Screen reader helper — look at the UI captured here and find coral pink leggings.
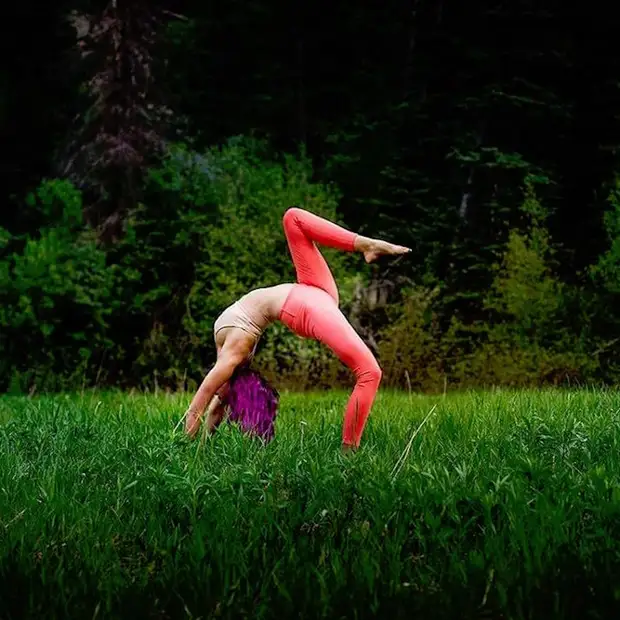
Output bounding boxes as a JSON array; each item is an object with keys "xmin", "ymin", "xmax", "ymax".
[{"xmin": 278, "ymin": 207, "xmax": 382, "ymax": 447}]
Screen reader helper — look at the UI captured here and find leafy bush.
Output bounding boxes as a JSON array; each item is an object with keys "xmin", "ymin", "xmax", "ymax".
[
  {"xmin": 376, "ymin": 179, "xmax": 593, "ymax": 390},
  {"xmin": 449, "ymin": 180, "xmax": 592, "ymax": 387},
  {"xmin": 591, "ymin": 176, "xmax": 620, "ymax": 294},
  {"xmin": 586, "ymin": 176, "xmax": 620, "ymax": 380},
  {"xmin": 378, "ymin": 286, "xmax": 445, "ymax": 391},
  {"xmin": 0, "ymin": 180, "xmax": 115, "ymax": 392}
]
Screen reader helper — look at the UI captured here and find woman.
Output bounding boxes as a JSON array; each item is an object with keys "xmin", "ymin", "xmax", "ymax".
[{"xmin": 184, "ymin": 207, "xmax": 410, "ymax": 451}]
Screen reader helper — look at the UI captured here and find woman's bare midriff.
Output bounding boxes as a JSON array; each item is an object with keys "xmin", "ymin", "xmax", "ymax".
[
  {"xmin": 214, "ymin": 283, "xmax": 295, "ymax": 351},
  {"xmin": 248, "ymin": 283, "xmax": 295, "ymax": 321}
]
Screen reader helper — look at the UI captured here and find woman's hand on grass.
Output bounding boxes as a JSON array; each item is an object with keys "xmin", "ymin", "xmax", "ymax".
[{"xmin": 184, "ymin": 408, "xmax": 201, "ymax": 438}]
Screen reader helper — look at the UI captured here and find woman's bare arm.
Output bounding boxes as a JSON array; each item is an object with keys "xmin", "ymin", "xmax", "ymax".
[
  {"xmin": 185, "ymin": 352, "xmax": 243, "ymax": 437},
  {"xmin": 184, "ymin": 330, "xmax": 255, "ymax": 438}
]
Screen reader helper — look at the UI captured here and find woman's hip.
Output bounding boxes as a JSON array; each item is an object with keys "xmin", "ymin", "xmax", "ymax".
[
  {"xmin": 278, "ymin": 284, "xmax": 345, "ymax": 340},
  {"xmin": 279, "ymin": 283, "xmax": 377, "ymax": 371}
]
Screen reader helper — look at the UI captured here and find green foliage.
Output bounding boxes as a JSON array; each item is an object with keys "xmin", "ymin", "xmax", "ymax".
[
  {"xmin": 377, "ymin": 181, "xmax": 593, "ymax": 390},
  {"xmin": 24, "ymin": 178, "xmax": 83, "ymax": 230},
  {"xmin": 378, "ymin": 286, "xmax": 444, "ymax": 391},
  {"xmin": 450, "ymin": 181, "xmax": 592, "ymax": 386},
  {"xmin": 0, "ymin": 227, "xmax": 10, "ymax": 251},
  {"xmin": 591, "ymin": 176, "xmax": 620, "ymax": 294},
  {"xmin": 0, "ymin": 180, "xmax": 115, "ymax": 392},
  {"xmin": 485, "ymin": 202, "xmax": 561, "ymax": 346},
  {"xmin": 582, "ymin": 176, "xmax": 620, "ymax": 381}
]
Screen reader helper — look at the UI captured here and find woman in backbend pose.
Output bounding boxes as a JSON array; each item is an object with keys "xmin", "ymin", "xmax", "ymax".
[{"xmin": 183, "ymin": 207, "xmax": 410, "ymax": 451}]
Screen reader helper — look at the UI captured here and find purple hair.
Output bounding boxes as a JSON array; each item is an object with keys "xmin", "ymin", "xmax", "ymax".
[{"xmin": 225, "ymin": 366, "xmax": 279, "ymax": 442}]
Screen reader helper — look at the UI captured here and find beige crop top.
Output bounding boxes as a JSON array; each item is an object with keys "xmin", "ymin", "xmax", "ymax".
[
  {"xmin": 212, "ymin": 285, "xmax": 294, "ymax": 361},
  {"xmin": 212, "ymin": 290, "xmax": 274, "ymax": 360}
]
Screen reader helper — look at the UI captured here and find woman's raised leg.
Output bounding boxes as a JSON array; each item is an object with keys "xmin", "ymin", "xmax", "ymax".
[
  {"xmin": 282, "ymin": 207, "xmax": 358, "ymax": 304},
  {"xmin": 282, "ymin": 207, "xmax": 411, "ymax": 304}
]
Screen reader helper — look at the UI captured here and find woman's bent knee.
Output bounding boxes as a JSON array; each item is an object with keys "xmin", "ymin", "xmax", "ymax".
[
  {"xmin": 356, "ymin": 361, "xmax": 382, "ymax": 387},
  {"xmin": 283, "ymin": 207, "xmax": 302, "ymax": 228}
]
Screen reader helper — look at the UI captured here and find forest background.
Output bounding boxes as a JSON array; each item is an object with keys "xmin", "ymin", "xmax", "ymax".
[{"xmin": 2, "ymin": 0, "xmax": 620, "ymax": 395}]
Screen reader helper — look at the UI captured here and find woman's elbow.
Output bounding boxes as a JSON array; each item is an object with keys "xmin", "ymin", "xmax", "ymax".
[{"xmin": 218, "ymin": 352, "xmax": 245, "ymax": 375}]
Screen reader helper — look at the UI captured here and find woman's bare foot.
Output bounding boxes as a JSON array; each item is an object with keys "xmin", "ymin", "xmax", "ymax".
[{"xmin": 354, "ymin": 236, "xmax": 411, "ymax": 263}]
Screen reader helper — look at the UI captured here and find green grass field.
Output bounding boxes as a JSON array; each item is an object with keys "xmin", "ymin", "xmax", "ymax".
[{"xmin": 2, "ymin": 388, "xmax": 620, "ymax": 619}]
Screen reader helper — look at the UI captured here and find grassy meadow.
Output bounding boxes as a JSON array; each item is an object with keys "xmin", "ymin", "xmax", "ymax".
[{"xmin": 2, "ymin": 388, "xmax": 620, "ymax": 619}]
